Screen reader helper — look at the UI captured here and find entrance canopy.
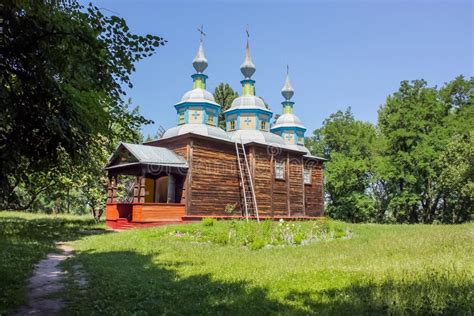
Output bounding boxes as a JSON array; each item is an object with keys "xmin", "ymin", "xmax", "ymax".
[{"xmin": 105, "ymin": 142, "xmax": 188, "ymax": 176}]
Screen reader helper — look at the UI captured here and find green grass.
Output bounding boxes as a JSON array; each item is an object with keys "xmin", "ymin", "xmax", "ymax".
[
  {"xmin": 0, "ymin": 212, "xmax": 472, "ymax": 314},
  {"xmin": 0, "ymin": 211, "xmax": 104, "ymax": 313},
  {"xmin": 63, "ymin": 219, "xmax": 473, "ymax": 315}
]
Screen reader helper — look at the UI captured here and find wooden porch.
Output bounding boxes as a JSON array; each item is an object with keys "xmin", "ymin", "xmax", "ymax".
[{"xmin": 106, "ymin": 203, "xmax": 186, "ymax": 229}]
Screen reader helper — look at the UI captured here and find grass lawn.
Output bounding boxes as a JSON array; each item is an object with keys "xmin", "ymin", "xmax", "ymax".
[
  {"xmin": 0, "ymin": 211, "xmax": 104, "ymax": 314},
  {"xmin": 0, "ymin": 212, "xmax": 472, "ymax": 314},
  {"xmin": 63, "ymin": 218, "xmax": 473, "ymax": 314}
]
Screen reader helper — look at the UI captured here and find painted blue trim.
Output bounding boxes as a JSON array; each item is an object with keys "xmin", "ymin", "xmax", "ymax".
[
  {"xmin": 270, "ymin": 126, "xmax": 306, "ymax": 133},
  {"xmin": 184, "ymin": 109, "xmax": 189, "ymax": 124},
  {"xmin": 191, "ymin": 73, "xmax": 208, "ymax": 81},
  {"xmin": 240, "ymin": 79, "xmax": 255, "ymax": 85},
  {"xmin": 175, "ymin": 102, "xmax": 220, "ymax": 112},
  {"xmin": 224, "ymin": 107, "xmax": 273, "ymax": 117}
]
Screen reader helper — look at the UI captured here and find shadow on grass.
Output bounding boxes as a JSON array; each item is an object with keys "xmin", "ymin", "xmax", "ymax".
[
  {"xmin": 0, "ymin": 215, "xmax": 108, "ymax": 313},
  {"xmin": 64, "ymin": 249, "xmax": 473, "ymax": 315},
  {"xmin": 285, "ymin": 275, "xmax": 473, "ymax": 315},
  {"xmin": 64, "ymin": 250, "xmax": 294, "ymax": 314}
]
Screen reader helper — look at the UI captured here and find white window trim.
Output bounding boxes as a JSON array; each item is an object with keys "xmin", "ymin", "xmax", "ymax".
[
  {"xmin": 275, "ymin": 160, "xmax": 285, "ymax": 180},
  {"xmin": 304, "ymin": 167, "xmax": 311, "ymax": 184}
]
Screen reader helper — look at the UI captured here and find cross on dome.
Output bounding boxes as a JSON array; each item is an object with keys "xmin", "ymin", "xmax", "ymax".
[
  {"xmin": 192, "ymin": 25, "xmax": 208, "ymax": 73},
  {"xmin": 240, "ymin": 26, "xmax": 256, "ymax": 79}
]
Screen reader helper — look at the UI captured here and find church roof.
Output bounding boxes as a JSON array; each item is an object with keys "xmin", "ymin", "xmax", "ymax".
[
  {"xmin": 226, "ymin": 95, "xmax": 270, "ymax": 112},
  {"xmin": 272, "ymin": 113, "xmax": 306, "ymax": 130},
  {"xmin": 162, "ymin": 124, "xmax": 231, "ymax": 141},
  {"xmin": 176, "ymin": 88, "xmax": 219, "ymax": 106},
  {"xmin": 106, "ymin": 142, "xmax": 188, "ymax": 169},
  {"xmin": 228, "ymin": 130, "xmax": 285, "ymax": 146}
]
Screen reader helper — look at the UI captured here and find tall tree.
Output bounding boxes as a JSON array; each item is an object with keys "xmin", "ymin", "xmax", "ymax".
[
  {"xmin": 0, "ymin": 1, "xmax": 165, "ymax": 209},
  {"xmin": 308, "ymin": 108, "xmax": 377, "ymax": 222},
  {"xmin": 379, "ymin": 80, "xmax": 451, "ymax": 223},
  {"xmin": 308, "ymin": 76, "xmax": 473, "ymax": 224},
  {"xmin": 213, "ymin": 83, "xmax": 238, "ymax": 129}
]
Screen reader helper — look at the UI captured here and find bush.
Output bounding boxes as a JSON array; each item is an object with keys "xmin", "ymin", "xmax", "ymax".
[
  {"xmin": 176, "ymin": 219, "xmax": 350, "ymax": 250},
  {"xmin": 202, "ymin": 218, "xmax": 216, "ymax": 227},
  {"xmin": 224, "ymin": 203, "xmax": 237, "ymax": 214}
]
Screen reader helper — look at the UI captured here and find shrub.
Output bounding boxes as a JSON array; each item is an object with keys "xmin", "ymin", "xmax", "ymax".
[
  {"xmin": 224, "ymin": 203, "xmax": 237, "ymax": 214},
  {"xmin": 202, "ymin": 218, "xmax": 216, "ymax": 227}
]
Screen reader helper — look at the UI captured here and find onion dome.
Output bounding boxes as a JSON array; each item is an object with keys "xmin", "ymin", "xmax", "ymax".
[
  {"xmin": 281, "ymin": 70, "xmax": 294, "ymax": 101},
  {"xmin": 175, "ymin": 36, "xmax": 218, "ymax": 106},
  {"xmin": 240, "ymin": 40, "xmax": 256, "ymax": 79},
  {"xmin": 179, "ymin": 87, "xmax": 218, "ymax": 106},
  {"xmin": 163, "ymin": 29, "xmax": 228, "ymax": 141},
  {"xmin": 192, "ymin": 41, "xmax": 208, "ymax": 73},
  {"xmin": 273, "ymin": 113, "xmax": 305, "ymax": 129},
  {"xmin": 271, "ymin": 67, "xmax": 307, "ymax": 148},
  {"xmin": 230, "ymin": 95, "xmax": 267, "ymax": 110},
  {"xmin": 223, "ymin": 31, "xmax": 283, "ymax": 147}
]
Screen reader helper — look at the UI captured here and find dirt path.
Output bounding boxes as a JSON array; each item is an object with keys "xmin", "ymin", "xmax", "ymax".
[{"xmin": 14, "ymin": 243, "xmax": 74, "ymax": 316}]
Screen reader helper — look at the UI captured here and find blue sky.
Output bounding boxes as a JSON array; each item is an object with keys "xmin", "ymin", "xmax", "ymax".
[{"xmin": 84, "ymin": 0, "xmax": 472, "ymax": 138}]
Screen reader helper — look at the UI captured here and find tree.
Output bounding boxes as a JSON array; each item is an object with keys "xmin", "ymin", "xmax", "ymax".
[
  {"xmin": 308, "ymin": 108, "xmax": 377, "ymax": 222},
  {"xmin": 0, "ymin": 1, "xmax": 165, "ymax": 209},
  {"xmin": 307, "ymin": 76, "xmax": 473, "ymax": 224},
  {"xmin": 377, "ymin": 79, "xmax": 469, "ymax": 223},
  {"xmin": 437, "ymin": 133, "xmax": 473, "ymax": 223},
  {"xmin": 213, "ymin": 83, "xmax": 238, "ymax": 129}
]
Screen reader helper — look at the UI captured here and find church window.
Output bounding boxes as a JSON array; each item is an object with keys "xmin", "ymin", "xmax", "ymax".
[
  {"xmin": 178, "ymin": 112, "xmax": 185, "ymax": 124},
  {"xmin": 260, "ymin": 120, "xmax": 267, "ymax": 131},
  {"xmin": 298, "ymin": 136, "xmax": 304, "ymax": 145},
  {"xmin": 229, "ymin": 120, "xmax": 236, "ymax": 130},
  {"xmin": 304, "ymin": 167, "xmax": 311, "ymax": 184},
  {"xmin": 275, "ymin": 160, "xmax": 285, "ymax": 180},
  {"xmin": 207, "ymin": 114, "xmax": 214, "ymax": 125}
]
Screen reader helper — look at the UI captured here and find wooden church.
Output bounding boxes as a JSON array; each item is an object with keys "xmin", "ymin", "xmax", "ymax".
[{"xmin": 105, "ymin": 34, "xmax": 326, "ymax": 229}]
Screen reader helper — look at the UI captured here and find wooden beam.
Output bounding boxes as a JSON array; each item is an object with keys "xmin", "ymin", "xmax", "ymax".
[
  {"xmin": 270, "ymin": 152, "xmax": 274, "ymax": 217},
  {"xmin": 139, "ymin": 176, "xmax": 146, "ymax": 203},
  {"xmin": 187, "ymin": 140, "xmax": 194, "ymax": 214},
  {"xmin": 111, "ymin": 176, "xmax": 118, "ymax": 203},
  {"xmin": 286, "ymin": 152, "xmax": 290, "ymax": 217},
  {"xmin": 301, "ymin": 159, "xmax": 306, "ymax": 216},
  {"xmin": 106, "ymin": 176, "xmax": 112, "ymax": 204},
  {"xmin": 133, "ymin": 176, "xmax": 140, "ymax": 203}
]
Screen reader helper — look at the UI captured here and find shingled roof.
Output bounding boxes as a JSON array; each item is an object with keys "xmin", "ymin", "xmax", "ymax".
[{"xmin": 105, "ymin": 142, "xmax": 188, "ymax": 170}]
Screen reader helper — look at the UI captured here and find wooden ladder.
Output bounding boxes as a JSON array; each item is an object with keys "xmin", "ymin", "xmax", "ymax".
[{"xmin": 235, "ymin": 138, "xmax": 260, "ymax": 222}]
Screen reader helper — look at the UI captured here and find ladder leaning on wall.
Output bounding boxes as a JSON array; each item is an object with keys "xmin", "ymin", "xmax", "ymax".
[{"xmin": 235, "ymin": 138, "xmax": 260, "ymax": 222}]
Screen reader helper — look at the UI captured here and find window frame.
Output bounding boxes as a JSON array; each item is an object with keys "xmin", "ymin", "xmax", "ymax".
[
  {"xmin": 303, "ymin": 167, "xmax": 312, "ymax": 185},
  {"xmin": 207, "ymin": 114, "xmax": 214, "ymax": 125},
  {"xmin": 178, "ymin": 111, "xmax": 185, "ymax": 125},
  {"xmin": 274, "ymin": 160, "xmax": 285, "ymax": 180}
]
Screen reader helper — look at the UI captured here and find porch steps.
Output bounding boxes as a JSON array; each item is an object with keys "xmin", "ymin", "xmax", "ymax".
[{"xmin": 116, "ymin": 218, "xmax": 134, "ymax": 230}]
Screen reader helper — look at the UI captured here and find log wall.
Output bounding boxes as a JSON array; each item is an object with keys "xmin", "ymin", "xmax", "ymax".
[
  {"xmin": 304, "ymin": 160, "xmax": 324, "ymax": 216},
  {"xmin": 147, "ymin": 135, "xmax": 325, "ymax": 218},
  {"xmin": 189, "ymin": 139, "xmax": 241, "ymax": 215}
]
